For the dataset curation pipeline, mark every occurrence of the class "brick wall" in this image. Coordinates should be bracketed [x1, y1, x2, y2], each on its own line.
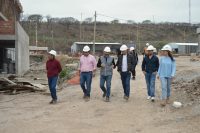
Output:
[0, 20, 15, 34]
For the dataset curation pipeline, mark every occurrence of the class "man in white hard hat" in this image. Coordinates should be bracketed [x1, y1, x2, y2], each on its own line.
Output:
[129, 46, 138, 80]
[97, 46, 116, 102]
[46, 50, 62, 104]
[142, 45, 159, 102]
[143, 43, 150, 57]
[79, 45, 97, 101]
[116, 44, 134, 100]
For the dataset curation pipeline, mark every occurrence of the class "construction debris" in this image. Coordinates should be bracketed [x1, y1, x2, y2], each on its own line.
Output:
[0, 77, 47, 94]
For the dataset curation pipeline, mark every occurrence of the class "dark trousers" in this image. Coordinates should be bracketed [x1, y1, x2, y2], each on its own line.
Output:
[80, 72, 93, 97]
[48, 76, 58, 100]
[120, 72, 131, 97]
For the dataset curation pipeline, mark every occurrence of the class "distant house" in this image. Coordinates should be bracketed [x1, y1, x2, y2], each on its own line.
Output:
[71, 42, 122, 53]
[167, 43, 198, 54]
[29, 46, 48, 55]
[0, 0, 29, 75]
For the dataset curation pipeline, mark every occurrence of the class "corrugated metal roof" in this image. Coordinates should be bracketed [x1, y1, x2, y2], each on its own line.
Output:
[168, 43, 198, 46]
[74, 42, 121, 45]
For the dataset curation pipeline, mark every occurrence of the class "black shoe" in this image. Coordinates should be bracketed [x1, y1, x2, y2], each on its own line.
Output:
[124, 95, 129, 100]
[85, 96, 90, 102]
[83, 94, 87, 99]
[102, 92, 106, 98]
[105, 97, 110, 102]
[49, 99, 57, 104]
[132, 77, 135, 80]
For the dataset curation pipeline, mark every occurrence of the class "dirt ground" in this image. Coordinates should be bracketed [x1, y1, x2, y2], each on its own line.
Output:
[0, 55, 200, 133]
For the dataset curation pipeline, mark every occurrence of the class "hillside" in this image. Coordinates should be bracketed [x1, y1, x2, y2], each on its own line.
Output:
[21, 21, 199, 53]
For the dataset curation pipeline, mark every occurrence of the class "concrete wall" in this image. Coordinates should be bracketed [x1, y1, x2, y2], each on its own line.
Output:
[15, 22, 29, 75]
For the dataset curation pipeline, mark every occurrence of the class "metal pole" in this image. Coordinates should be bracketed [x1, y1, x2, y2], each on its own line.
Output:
[93, 11, 97, 54]
[80, 13, 82, 41]
[36, 22, 38, 47]
[189, 0, 191, 24]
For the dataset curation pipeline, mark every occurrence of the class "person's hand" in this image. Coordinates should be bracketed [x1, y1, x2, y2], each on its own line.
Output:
[78, 70, 81, 75]
[157, 76, 160, 80]
[153, 72, 157, 75]
[101, 64, 105, 67]
[143, 71, 146, 75]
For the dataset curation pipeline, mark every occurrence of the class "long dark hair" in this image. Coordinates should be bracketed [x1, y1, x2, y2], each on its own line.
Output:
[168, 51, 174, 61]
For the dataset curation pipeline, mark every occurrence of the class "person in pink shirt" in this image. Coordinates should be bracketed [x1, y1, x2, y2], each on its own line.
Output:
[79, 45, 97, 101]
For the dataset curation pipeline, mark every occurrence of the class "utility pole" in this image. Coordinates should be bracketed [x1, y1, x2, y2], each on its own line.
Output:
[35, 22, 38, 47]
[51, 30, 54, 49]
[80, 13, 82, 41]
[189, 0, 191, 24]
[136, 23, 140, 53]
[93, 11, 97, 54]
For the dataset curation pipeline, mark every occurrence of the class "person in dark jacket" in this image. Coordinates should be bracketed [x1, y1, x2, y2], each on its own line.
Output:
[46, 50, 62, 104]
[97, 46, 116, 102]
[117, 44, 134, 100]
[142, 45, 159, 102]
[129, 46, 138, 80]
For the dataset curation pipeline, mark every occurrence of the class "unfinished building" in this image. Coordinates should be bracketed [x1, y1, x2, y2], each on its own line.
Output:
[0, 0, 29, 75]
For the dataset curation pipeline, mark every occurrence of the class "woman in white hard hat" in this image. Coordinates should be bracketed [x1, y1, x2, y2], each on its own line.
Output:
[116, 44, 135, 100]
[97, 46, 116, 102]
[158, 45, 176, 106]
[142, 45, 159, 102]
[46, 50, 62, 104]
[79, 45, 97, 101]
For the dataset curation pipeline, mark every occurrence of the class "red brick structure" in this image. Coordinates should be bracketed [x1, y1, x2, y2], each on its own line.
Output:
[0, 0, 29, 75]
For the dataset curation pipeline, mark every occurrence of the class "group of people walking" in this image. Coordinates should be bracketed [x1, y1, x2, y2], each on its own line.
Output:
[46, 43, 176, 107]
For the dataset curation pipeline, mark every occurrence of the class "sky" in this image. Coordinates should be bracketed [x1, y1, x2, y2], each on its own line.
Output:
[20, 0, 200, 23]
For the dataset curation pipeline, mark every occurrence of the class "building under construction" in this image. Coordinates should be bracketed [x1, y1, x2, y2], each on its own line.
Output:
[0, 0, 29, 75]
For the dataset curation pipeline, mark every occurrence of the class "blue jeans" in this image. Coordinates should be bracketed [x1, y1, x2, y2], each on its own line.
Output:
[145, 73, 156, 97]
[100, 75, 112, 97]
[160, 77, 171, 99]
[80, 72, 93, 97]
[48, 76, 58, 100]
[120, 72, 131, 97]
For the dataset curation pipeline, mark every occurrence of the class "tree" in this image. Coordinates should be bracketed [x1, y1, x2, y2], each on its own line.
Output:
[59, 17, 79, 29]
[46, 15, 52, 29]
[142, 20, 152, 24]
[28, 14, 43, 23]
[83, 17, 93, 24]
[127, 20, 136, 24]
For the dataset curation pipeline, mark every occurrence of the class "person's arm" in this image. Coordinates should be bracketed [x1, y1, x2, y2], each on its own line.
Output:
[171, 60, 176, 78]
[57, 61, 62, 73]
[112, 58, 116, 69]
[155, 57, 159, 72]
[97, 58, 102, 68]
[142, 57, 146, 72]
[92, 56, 97, 71]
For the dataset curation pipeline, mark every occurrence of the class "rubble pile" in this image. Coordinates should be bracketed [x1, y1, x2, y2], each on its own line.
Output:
[172, 77, 200, 101]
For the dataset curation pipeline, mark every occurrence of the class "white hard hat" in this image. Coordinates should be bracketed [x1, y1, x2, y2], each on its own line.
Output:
[146, 43, 150, 46]
[153, 47, 157, 52]
[161, 45, 172, 52]
[104, 46, 111, 52]
[146, 45, 154, 51]
[49, 50, 57, 56]
[83, 45, 90, 52]
[130, 47, 135, 51]
[120, 44, 128, 51]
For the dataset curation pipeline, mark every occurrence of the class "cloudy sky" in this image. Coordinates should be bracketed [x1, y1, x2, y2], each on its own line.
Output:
[20, 0, 200, 23]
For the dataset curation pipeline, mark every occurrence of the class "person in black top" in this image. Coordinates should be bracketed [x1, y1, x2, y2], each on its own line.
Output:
[142, 45, 159, 102]
[129, 46, 138, 80]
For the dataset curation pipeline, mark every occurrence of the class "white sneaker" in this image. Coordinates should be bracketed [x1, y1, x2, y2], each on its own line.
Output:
[147, 96, 151, 100]
[151, 97, 155, 102]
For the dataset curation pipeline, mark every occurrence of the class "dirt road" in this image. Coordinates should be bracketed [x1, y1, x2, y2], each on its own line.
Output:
[0, 56, 200, 133]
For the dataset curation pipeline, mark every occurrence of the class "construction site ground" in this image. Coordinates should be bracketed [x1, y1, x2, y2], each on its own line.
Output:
[0, 55, 200, 133]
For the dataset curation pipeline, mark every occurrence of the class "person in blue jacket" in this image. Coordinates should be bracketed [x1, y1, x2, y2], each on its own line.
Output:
[158, 45, 176, 106]
[142, 45, 159, 102]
